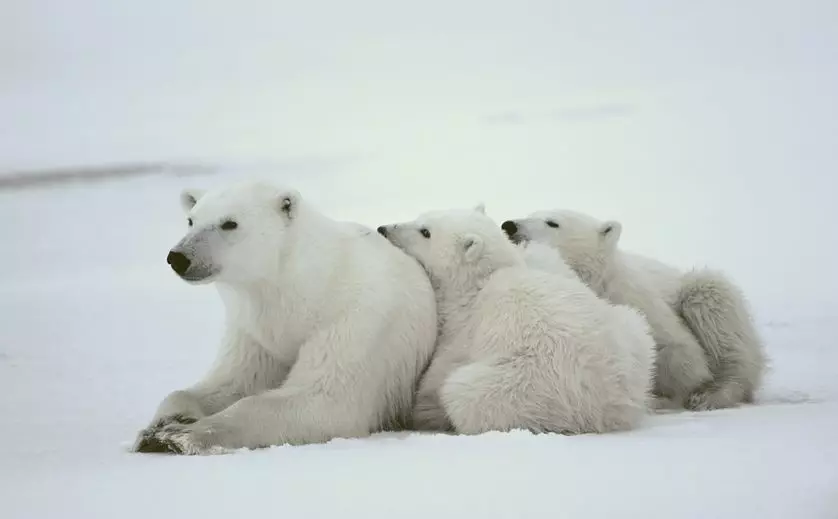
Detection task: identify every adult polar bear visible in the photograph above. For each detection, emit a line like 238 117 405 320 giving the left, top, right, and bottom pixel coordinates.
132 181 437 455
501 210 766 411
378 206 655 435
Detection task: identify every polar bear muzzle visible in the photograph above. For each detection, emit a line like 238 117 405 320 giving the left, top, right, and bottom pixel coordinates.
501 220 526 244
166 248 217 282
167 250 191 276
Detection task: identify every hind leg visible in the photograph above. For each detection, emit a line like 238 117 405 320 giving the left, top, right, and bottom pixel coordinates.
652 331 713 408
438 360 533 435
634 297 712 407
442 356 644 434
686 379 749 411
676 269 767 409
410 347 471 432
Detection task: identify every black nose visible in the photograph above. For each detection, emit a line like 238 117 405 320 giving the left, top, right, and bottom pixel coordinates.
501 220 518 236
377 225 388 237
167 251 191 276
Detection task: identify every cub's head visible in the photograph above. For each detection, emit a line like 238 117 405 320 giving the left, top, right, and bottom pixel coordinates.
377 204 521 288
167 181 302 284
500 209 621 285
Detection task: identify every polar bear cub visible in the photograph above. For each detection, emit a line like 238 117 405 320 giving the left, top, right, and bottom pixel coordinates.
132 180 437 454
377 206 655 435
514 240 578 280
502 210 766 411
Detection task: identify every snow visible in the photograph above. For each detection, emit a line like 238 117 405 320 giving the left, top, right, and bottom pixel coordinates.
1 174 837 519
3 1 838 517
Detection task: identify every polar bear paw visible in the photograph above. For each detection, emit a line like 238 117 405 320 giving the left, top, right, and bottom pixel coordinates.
132 414 198 453
685 390 719 411
685 382 740 412
150 421 238 456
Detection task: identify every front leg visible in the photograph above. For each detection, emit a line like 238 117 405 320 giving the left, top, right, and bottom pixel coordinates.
133 329 287 453
150 323 396 454
152 386 372 455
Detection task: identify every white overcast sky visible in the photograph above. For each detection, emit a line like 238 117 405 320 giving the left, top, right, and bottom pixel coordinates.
1 0 837 313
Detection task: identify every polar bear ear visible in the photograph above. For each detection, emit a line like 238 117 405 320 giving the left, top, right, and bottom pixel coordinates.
462 233 485 262
599 220 622 247
473 203 486 214
278 190 301 219
180 189 205 213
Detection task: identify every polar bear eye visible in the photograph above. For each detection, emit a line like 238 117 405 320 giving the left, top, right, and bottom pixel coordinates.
187 218 193 227
220 220 238 231
420 228 431 239
546 220 560 229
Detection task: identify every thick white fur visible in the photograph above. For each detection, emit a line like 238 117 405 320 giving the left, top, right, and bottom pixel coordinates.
379 207 654 435
504 209 766 410
514 241 578 280
132 181 437 454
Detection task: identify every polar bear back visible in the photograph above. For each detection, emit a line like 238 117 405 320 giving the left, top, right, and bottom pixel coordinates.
463 266 620 360
620 251 683 301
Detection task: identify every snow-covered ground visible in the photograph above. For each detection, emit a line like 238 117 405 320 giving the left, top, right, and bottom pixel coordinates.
2 1 838 517
1 174 836 519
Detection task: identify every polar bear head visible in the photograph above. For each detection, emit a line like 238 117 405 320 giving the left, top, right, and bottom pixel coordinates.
167 181 304 284
500 209 622 287
377 205 523 290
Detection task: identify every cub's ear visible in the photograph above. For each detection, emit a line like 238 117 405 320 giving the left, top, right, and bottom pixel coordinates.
473 203 486 214
278 189 302 218
180 189 205 213
599 220 622 247
462 233 485 262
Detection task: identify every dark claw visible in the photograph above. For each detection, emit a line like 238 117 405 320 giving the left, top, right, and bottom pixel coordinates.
148 413 197 430
167 414 198 425
165 439 186 454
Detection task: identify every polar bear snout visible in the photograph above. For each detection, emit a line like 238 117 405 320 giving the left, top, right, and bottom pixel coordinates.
376 223 407 248
167 250 191 276
501 220 524 243
377 223 413 253
166 249 216 282
501 220 517 236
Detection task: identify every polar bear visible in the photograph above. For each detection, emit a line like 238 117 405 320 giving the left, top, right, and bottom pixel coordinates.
132 180 437 455
501 210 766 411
514 240 578 280
377 206 655 435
